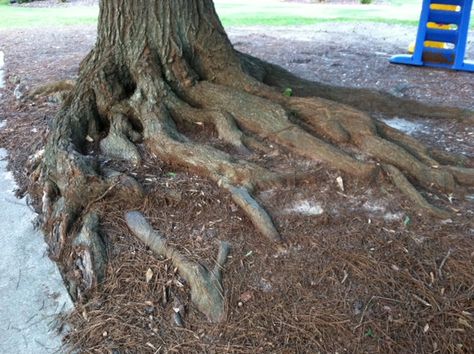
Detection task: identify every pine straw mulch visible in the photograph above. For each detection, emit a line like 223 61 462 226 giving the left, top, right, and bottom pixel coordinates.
1 94 474 353
61 175 474 354
0 28 474 354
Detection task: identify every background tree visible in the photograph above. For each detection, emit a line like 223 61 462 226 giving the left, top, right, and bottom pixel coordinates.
31 0 473 320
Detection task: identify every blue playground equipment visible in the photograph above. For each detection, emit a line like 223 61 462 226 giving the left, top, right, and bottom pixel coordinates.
390 0 474 72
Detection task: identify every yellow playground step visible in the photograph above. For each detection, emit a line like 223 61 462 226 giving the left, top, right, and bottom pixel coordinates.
409 4 459 53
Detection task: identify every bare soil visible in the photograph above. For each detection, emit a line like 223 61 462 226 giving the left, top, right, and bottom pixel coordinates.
0 23 473 353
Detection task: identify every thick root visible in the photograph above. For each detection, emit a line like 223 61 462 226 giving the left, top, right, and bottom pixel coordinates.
28 79 75 101
39 150 104 259
443 166 474 186
100 112 142 165
251 55 474 123
125 211 230 323
383 164 451 218
187 82 376 179
32 7 474 335
167 101 248 151
376 121 471 168
223 184 281 242
375 121 442 166
360 136 457 192
70 212 107 302
289 96 460 192
185 81 473 216
124 80 284 240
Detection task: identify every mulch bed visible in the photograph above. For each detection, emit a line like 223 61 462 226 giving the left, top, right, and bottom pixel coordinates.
0 24 473 353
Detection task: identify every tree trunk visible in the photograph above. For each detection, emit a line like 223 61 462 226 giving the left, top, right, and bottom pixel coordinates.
32 0 473 322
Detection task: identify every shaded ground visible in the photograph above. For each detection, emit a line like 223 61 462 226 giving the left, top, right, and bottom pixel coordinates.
231 23 474 110
0 23 473 353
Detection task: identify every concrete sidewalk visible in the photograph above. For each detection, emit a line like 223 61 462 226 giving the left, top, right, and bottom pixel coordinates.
0 147 73 354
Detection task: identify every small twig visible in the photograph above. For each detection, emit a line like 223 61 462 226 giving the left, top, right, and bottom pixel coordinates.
354 296 375 330
412 294 432 307
341 269 348 284
84 182 118 211
373 296 402 303
34 339 50 350
353 296 402 330
438 249 452 279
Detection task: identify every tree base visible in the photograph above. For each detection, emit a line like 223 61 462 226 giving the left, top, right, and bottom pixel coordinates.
30 0 474 321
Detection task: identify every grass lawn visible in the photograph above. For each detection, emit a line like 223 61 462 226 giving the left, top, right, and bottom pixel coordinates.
217 1 422 26
0 0 471 29
0 0 98 27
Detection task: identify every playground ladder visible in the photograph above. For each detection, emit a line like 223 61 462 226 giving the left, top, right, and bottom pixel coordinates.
390 0 474 72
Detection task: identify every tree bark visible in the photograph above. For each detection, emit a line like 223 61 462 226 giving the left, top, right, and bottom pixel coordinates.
32 0 473 322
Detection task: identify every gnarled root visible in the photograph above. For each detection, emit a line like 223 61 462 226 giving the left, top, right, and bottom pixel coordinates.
223 184 281 242
125 211 231 323
100 112 142 165
253 56 474 123
70 212 107 302
186 82 377 179
28 79 76 102
184 81 472 217
34 25 474 319
121 70 283 240
383 164 451 218
39 151 106 260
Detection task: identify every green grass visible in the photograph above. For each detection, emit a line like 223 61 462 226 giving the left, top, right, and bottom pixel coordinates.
220 16 418 27
218 7 421 27
0 3 98 28
0 2 419 29
0 0 471 29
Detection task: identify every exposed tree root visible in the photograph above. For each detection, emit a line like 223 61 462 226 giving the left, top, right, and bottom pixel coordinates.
28 79 76 101
186 82 377 179
35 62 474 305
125 211 231 322
223 184 281 242
32 0 474 326
185 81 472 200
100 112 142 165
383 165 451 218
250 55 474 123
70 212 107 302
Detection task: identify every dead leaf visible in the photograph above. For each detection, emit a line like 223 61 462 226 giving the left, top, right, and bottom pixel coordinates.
458 318 472 329
145 268 153 283
336 176 344 192
239 290 254 303
341 269 349 284
146 342 157 350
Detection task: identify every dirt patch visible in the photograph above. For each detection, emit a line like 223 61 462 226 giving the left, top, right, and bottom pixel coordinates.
0 23 473 353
